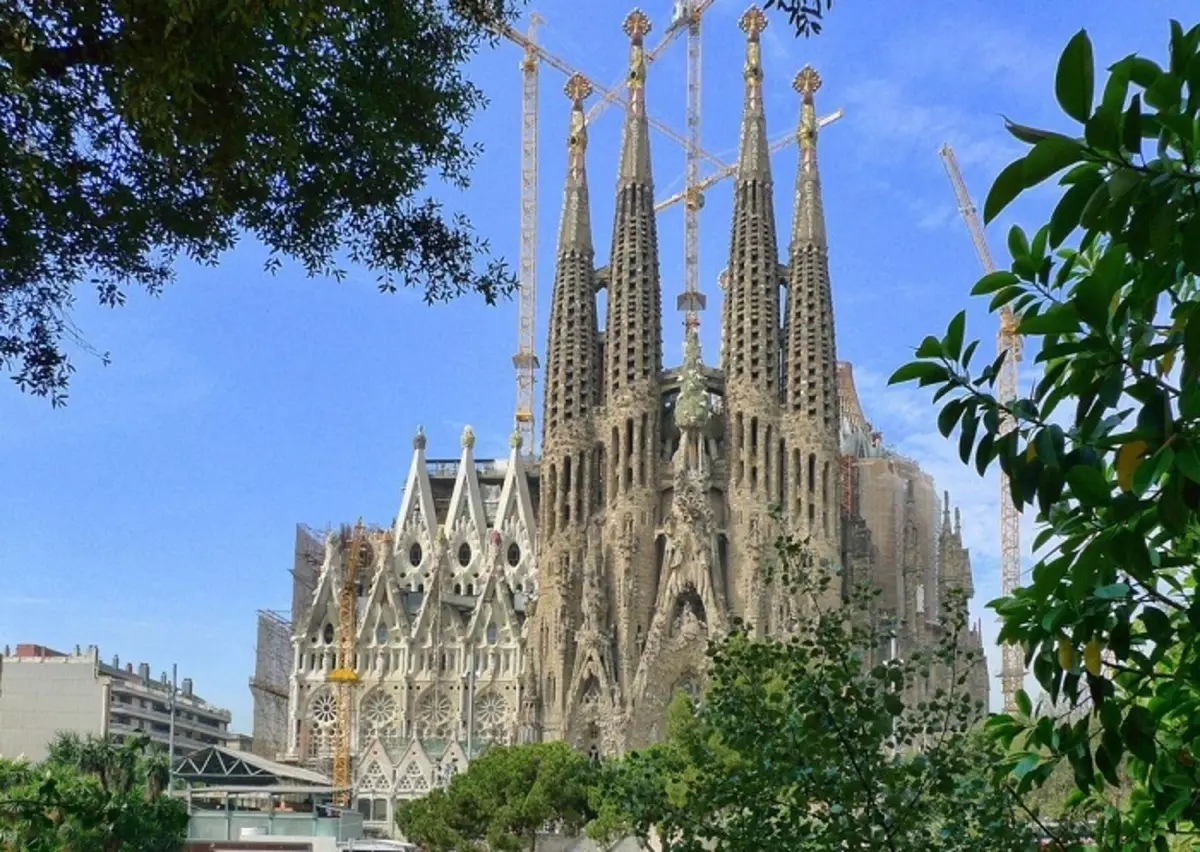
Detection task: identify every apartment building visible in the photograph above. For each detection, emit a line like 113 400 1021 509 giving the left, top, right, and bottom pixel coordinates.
0 643 232 762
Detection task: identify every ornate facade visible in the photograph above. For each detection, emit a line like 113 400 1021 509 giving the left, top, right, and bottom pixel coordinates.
257 5 989 834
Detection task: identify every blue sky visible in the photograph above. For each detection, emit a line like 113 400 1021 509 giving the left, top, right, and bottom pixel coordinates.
0 0 1191 731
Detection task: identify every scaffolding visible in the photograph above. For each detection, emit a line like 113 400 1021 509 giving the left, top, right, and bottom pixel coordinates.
249 609 293 760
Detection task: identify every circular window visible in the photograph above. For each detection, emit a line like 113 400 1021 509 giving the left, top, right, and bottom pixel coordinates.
408 543 422 567
322 623 334 645
507 542 521 567
457 542 472 567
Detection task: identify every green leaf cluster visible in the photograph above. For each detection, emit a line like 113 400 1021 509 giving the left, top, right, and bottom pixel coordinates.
394 740 596 851
890 20 1200 850
0 0 520 405
587 534 1046 852
0 732 187 852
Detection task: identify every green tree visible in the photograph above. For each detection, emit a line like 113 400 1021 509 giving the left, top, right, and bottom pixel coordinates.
0 732 187 851
1 0 519 405
396 741 596 851
889 20 1200 850
588 535 1043 852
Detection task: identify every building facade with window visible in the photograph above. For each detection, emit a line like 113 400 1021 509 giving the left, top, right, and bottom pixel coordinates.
0 643 232 762
253 6 990 838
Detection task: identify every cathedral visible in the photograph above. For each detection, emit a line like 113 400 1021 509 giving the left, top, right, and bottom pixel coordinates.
254 5 989 833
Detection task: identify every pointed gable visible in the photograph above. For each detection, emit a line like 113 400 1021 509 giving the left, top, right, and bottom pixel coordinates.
444 426 488 549
354 738 395 795
491 432 539 599
394 739 434 797
394 427 437 541
302 531 344 638
357 565 409 644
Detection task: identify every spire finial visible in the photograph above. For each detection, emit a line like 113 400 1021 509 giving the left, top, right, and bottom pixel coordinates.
461 425 476 450
623 10 651 111
794 66 822 158
623 9 652 41
793 65 823 102
413 425 427 451
509 429 524 450
564 73 593 104
739 6 767 38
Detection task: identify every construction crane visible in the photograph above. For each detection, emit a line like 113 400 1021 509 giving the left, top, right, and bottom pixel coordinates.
653 117 843 213
512 14 543 458
938 143 1024 714
328 520 367 805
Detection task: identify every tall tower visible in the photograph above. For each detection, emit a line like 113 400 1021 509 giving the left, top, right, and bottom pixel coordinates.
782 66 842 579
722 6 783 629
531 73 602 739
602 9 664 695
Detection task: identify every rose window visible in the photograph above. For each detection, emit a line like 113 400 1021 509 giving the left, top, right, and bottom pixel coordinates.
475 693 508 742
311 692 337 727
360 691 399 749
415 689 457 740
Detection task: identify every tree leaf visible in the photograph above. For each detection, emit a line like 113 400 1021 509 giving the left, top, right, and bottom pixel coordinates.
1095 583 1131 600
1183 211 1200 275
1056 30 1096 124
971 270 1020 295
984 158 1029 225
944 310 967 360
1066 465 1112 507
1122 93 1143 156
1048 175 1102 248
1023 136 1086 186
1117 440 1148 491
888 361 949 386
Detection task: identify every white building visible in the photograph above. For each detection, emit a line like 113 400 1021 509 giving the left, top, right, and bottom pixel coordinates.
0 643 232 762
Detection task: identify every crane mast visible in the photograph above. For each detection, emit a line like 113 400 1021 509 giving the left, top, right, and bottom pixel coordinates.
513 14 543 458
938 143 1024 713
328 519 367 805
676 0 708 332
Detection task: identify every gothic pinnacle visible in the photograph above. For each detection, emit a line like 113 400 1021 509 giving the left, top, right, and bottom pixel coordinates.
789 64 826 249
736 5 771 178
559 73 593 252
618 9 652 183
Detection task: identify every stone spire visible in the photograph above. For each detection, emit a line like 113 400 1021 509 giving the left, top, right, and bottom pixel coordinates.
600 8 664 703
783 65 841 556
617 9 653 184
604 7 662 405
722 6 785 624
542 74 601 448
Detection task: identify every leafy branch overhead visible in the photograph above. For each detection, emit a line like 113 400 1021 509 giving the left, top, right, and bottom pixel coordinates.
889 19 1200 850
0 0 520 405
763 0 834 37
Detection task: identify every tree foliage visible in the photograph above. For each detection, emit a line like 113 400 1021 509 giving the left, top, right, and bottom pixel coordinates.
588 534 1039 852
0 0 519 404
0 732 187 852
889 20 1200 850
763 0 834 37
395 740 596 851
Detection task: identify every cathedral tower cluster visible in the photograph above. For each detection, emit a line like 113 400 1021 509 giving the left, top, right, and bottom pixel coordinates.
530 6 861 748
265 6 989 828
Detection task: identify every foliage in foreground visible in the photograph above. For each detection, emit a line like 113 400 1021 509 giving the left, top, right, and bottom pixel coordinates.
764 0 834 37
0 732 187 852
394 740 596 851
890 19 1200 851
587 534 1045 852
1 0 520 404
